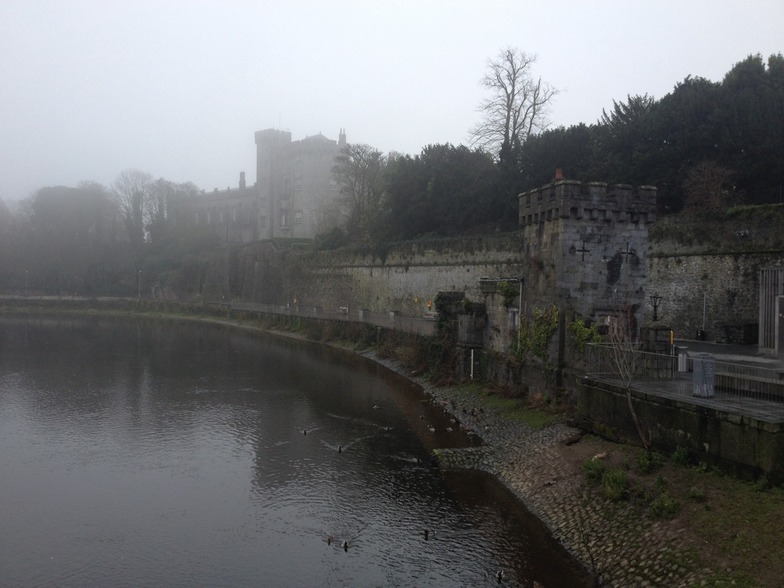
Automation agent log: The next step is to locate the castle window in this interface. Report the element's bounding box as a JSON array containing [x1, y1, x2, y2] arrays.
[[294, 210, 303, 224]]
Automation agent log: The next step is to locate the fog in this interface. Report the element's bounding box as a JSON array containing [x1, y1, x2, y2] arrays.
[[1, 0, 781, 200]]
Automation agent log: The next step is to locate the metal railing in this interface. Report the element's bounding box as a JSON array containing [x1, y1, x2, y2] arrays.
[[585, 343, 784, 405], [228, 302, 436, 337]]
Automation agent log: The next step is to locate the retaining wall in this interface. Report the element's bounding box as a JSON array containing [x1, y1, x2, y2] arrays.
[[576, 378, 784, 482]]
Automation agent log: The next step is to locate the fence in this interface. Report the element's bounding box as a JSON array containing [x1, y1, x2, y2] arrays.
[[585, 343, 784, 405]]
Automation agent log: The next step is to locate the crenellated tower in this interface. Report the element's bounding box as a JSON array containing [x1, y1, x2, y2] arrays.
[[518, 175, 657, 326]]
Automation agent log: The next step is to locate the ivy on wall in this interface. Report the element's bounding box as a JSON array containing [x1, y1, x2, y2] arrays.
[[497, 280, 519, 307], [569, 318, 602, 352], [512, 303, 559, 362]]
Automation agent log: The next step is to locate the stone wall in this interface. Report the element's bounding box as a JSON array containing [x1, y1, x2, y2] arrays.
[[647, 252, 776, 343], [205, 198, 784, 357], [646, 211, 784, 343], [234, 233, 526, 319], [576, 377, 784, 482]]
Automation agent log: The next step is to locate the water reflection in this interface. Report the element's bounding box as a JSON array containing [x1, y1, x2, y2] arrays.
[[0, 315, 590, 587]]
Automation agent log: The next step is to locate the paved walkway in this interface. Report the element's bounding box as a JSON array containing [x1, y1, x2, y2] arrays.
[[593, 339, 784, 423]]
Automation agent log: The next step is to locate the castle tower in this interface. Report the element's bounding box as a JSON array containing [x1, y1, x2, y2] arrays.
[[255, 129, 292, 239], [518, 177, 657, 326], [338, 128, 347, 147]]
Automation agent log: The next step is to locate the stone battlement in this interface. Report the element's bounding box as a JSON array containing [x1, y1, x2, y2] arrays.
[[518, 180, 657, 227]]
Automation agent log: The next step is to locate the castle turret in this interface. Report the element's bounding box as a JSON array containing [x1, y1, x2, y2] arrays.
[[338, 128, 346, 147], [518, 176, 657, 325]]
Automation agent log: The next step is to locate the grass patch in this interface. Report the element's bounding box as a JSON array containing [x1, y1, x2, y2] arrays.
[[479, 393, 564, 429]]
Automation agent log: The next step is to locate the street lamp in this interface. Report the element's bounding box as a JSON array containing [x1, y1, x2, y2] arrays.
[[25, 270, 28, 297], [137, 269, 142, 302], [518, 274, 525, 347], [518, 274, 525, 316], [650, 292, 662, 321]]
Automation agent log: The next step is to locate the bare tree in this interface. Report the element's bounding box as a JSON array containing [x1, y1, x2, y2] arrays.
[[112, 169, 152, 249], [608, 306, 651, 451], [146, 178, 176, 244], [470, 48, 559, 162], [332, 143, 386, 240], [682, 160, 736, 212]]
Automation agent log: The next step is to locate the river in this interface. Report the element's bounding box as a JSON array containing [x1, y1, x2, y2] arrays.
[[0, 314, 590, 587]]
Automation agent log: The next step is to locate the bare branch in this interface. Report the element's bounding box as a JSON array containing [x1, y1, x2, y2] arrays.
[[470, 48, 559, 159], [112, 169, 152, 248]]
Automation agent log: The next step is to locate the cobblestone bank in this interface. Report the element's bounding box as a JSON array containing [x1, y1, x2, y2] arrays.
[[432, 385, 715, 587], [365, 354, 712, 587]]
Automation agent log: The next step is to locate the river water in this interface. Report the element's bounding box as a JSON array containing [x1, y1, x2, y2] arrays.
[[0, 315, 590, 587]]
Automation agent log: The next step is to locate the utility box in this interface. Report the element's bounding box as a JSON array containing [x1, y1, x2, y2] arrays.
[[677, 347, 689, 372], [692, 353, 715, 398]]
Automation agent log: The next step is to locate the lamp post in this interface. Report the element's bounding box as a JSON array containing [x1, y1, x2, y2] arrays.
[[25, 270, 28, 297], [518, 274, 525, 347], [137, 269, 142, 302], [650, 292, 662, 321]]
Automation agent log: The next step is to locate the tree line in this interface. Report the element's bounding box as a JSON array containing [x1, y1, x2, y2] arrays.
[[0, 171, 218, 297], [2, 49, 782, 294], [331, 51, 784, 246]]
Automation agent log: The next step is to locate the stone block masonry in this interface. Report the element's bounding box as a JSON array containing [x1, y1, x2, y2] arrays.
[[227, 178, 660, 357], [519, 180, 657, 327]]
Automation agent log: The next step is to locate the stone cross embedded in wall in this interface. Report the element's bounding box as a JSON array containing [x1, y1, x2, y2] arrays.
[[569, 241, 591, 261], [619, 242, 636, 262]]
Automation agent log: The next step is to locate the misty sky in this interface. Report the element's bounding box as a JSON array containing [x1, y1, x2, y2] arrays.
[[1, 0, 782, 202]]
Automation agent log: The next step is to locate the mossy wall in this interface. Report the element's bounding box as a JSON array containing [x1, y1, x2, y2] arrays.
[[576, 378, 784, 482]]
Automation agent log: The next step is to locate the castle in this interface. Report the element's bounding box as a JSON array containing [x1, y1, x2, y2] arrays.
[[175, 128, 347, 242]]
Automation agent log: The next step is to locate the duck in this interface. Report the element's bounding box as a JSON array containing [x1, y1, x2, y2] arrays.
[[496, 569, 505, 582], [326, 534, 334, 545], [342, 540, 349, 552]]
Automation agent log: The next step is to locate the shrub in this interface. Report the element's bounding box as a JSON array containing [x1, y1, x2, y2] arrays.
[[582, 458, 606, 483], [602, 468, 630, 501], [569, 319, 602, 352], [672, 446, 690, 467], [687, 486, 707, 502], [649, 492, 680, 518], [637, 450, 664, 474]]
